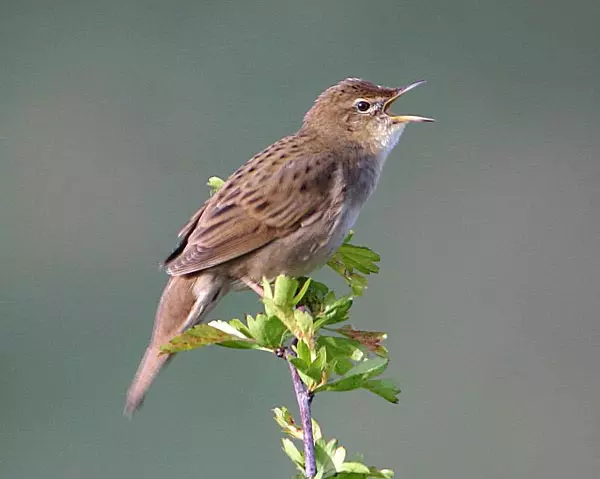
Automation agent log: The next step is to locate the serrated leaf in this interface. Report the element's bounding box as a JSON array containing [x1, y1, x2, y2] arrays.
[[336, 249, 380, 275], [327, 240, 380, 296], [340, 356, 388, 379], [337, 326, 389, 358], [317, 336, 364, 363], [338, 243, 381, 263], [314, 296, 353, 330], [317, 357, 389, 393], [362, 379, 401, 404], [246, 314, 266, 342], [244, 313, 288, 349], [161, 323, 256, 353]]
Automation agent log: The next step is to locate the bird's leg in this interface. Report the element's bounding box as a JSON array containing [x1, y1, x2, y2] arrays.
[[240, 276, 264, 297]]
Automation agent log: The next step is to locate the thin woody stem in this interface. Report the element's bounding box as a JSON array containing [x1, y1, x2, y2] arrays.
[[286, 341, 316, 478]]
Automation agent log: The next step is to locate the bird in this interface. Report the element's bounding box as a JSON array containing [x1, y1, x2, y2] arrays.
[[125, 78, 434, 416]]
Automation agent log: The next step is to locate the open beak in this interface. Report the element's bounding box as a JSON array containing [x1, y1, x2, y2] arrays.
[[385, 80, 436, 123]]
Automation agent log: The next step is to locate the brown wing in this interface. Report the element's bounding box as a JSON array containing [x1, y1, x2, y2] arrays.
[[162, 205, 206, 267], [165, 146, 342, 276]]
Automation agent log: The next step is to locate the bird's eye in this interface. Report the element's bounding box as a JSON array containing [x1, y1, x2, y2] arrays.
[[355, 100, 371, 112]]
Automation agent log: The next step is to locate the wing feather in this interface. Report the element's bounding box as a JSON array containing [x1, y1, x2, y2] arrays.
[[165, 146, 341, 276]]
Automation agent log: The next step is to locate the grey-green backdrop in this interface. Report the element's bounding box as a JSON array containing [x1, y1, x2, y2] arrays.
[[2, 1, 599, 478]]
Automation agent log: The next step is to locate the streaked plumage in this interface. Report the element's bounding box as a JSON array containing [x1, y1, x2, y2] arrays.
[[125, 78, 434, 416]]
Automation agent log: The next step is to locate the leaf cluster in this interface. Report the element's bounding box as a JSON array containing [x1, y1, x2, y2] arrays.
[[163, 276, 399, 405], [275, 407, 393, 479], [162, 176, 398, 478]]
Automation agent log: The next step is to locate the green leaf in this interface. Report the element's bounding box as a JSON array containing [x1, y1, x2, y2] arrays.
[[340, 356, 388, 379], [314, 438, 338, 478], [295, 338, 311, 364], [313, 296, 353, 330], [317, 357, 389, 393], [311, 418, 323, 442], [206, 176, 225, 194], [226, 318, 253, 338], [330, 358, 354, 376], [327, 238, 380, 296], [331, 444, 346, 471], [289, 357, 321, 384], [262, 316, 289, 349], [365, 468, 395, 479], [282, 438, 304, 468], [276, 408, 394, 479], [290, 344, 328, 390], [362, 379, 401, 404], [340, 462, 371, 474], [317, 336, 364, 361], [246, 314, 266, 342], [317, 335, 364, 376], [316, 336, 364, 374], [261, 276, 299, 334], [244, 313, 287, 349], [312, 346, 327, 373], [273, 274, 299, 308], [161, 323, 257, 353], [293, 278, 312, 305], [349, 274, 369, 297]]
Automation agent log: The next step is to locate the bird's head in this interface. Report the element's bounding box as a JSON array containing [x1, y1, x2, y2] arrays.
[[302, 78, 434, 156]]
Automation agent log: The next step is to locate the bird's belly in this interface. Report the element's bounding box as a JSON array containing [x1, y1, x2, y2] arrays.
[[239, 203, 362, 282]]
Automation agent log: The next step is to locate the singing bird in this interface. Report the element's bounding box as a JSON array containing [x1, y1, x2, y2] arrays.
[[125, 78, 434, 416]]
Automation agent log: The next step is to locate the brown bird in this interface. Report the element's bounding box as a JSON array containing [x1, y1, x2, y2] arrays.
[[125, 78, 434, 416]]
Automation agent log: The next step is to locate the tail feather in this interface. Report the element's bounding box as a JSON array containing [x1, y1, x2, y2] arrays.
[[125, 273, 227, 417]]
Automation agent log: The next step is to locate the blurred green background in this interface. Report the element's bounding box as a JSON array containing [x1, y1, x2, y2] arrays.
[[2, 1, 599, 478]]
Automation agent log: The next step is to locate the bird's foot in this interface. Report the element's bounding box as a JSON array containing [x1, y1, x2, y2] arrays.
[[240, 276, 264, 297]]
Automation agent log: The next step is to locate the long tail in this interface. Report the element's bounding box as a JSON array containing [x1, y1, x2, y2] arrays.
[[125, 273, 228, 417]]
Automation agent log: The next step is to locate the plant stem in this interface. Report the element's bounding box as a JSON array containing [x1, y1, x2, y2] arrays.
[[286, 345, 316, 478]]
